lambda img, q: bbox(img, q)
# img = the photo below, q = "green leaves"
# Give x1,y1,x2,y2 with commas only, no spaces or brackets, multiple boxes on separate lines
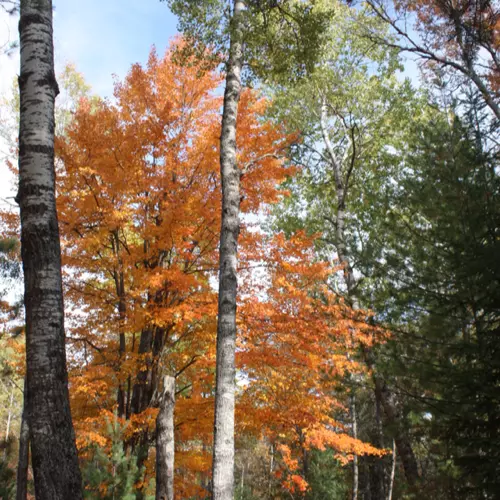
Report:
165,0,334,82
82,420,148,500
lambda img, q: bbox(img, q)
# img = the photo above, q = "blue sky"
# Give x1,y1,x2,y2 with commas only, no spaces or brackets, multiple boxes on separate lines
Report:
53,0,180,98
1,1,422,99
0,0,422,198
0,0,182,200
1,0,181,98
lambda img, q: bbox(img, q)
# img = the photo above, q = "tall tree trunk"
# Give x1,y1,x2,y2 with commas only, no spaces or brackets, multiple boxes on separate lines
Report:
130,326,155,417
116,285,127,418
3,381,15,459
17,1,82,498
111,231,127,419
16,378,29,500
156,376,175,500
211,1,245,499
369,390,386,500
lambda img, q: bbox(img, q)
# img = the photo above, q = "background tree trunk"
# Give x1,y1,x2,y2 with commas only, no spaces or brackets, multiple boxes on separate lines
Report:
351,393,359,500
374,379,419,485
17,1,82,498
156,376,175,500
387,439,396,500
320,99,419,491
16,378,29,500
3,381,15,460
211,1,245,499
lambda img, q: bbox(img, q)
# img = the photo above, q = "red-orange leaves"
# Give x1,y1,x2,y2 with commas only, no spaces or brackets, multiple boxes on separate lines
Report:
56,40,295,496
237,231,384,494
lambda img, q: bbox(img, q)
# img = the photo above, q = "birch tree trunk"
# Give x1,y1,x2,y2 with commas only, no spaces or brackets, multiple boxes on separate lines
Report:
211,1,245,499
16,378,29,500
319,100,419,489
156,376,175,500
351,393,359,500
387,439,396,500
17,1,82,497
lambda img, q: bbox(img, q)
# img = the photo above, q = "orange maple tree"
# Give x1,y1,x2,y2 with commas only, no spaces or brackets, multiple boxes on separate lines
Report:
237,231,386,494
55,42,298,497
1,39,386,497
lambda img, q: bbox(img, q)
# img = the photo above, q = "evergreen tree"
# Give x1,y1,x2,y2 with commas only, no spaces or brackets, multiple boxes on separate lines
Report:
352,105,500,498
82,420,148,500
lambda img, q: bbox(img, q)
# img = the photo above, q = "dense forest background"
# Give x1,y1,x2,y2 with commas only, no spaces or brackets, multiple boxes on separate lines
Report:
0,0,498,498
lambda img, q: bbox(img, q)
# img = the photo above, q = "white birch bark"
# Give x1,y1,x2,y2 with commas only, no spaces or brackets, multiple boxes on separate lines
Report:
17,1,82,497
156,376,175,500
211,1,245,499
387,439,396,500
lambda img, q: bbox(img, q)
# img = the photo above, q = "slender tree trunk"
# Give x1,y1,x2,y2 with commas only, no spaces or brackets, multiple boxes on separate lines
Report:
111,231,128,419
351,392,359,500
211,1,245,499
370,390,386,500
131,326,154,416
387,439,396,500
320,100,419,488
240,462,245,496
268,443,274,496
156,376,175,500
117,288,127,419
3,382,15,459
374,379,419,485
17,1,82,497
16,378,29,500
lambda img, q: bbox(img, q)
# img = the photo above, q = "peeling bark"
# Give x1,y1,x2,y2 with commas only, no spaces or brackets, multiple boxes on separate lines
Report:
17,1,82,497
211,2,245,499
156,376,175,500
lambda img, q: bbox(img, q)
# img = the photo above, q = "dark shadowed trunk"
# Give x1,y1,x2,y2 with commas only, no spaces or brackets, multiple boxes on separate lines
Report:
156,376,175,500
17,1,82,498
368,391,386,500
211,1,245,499
375,380,419,485
16,378,29,500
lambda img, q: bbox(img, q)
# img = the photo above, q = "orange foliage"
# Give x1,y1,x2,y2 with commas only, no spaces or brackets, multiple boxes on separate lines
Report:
1,38,386,497
237,231,385,493
55,40,296,496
